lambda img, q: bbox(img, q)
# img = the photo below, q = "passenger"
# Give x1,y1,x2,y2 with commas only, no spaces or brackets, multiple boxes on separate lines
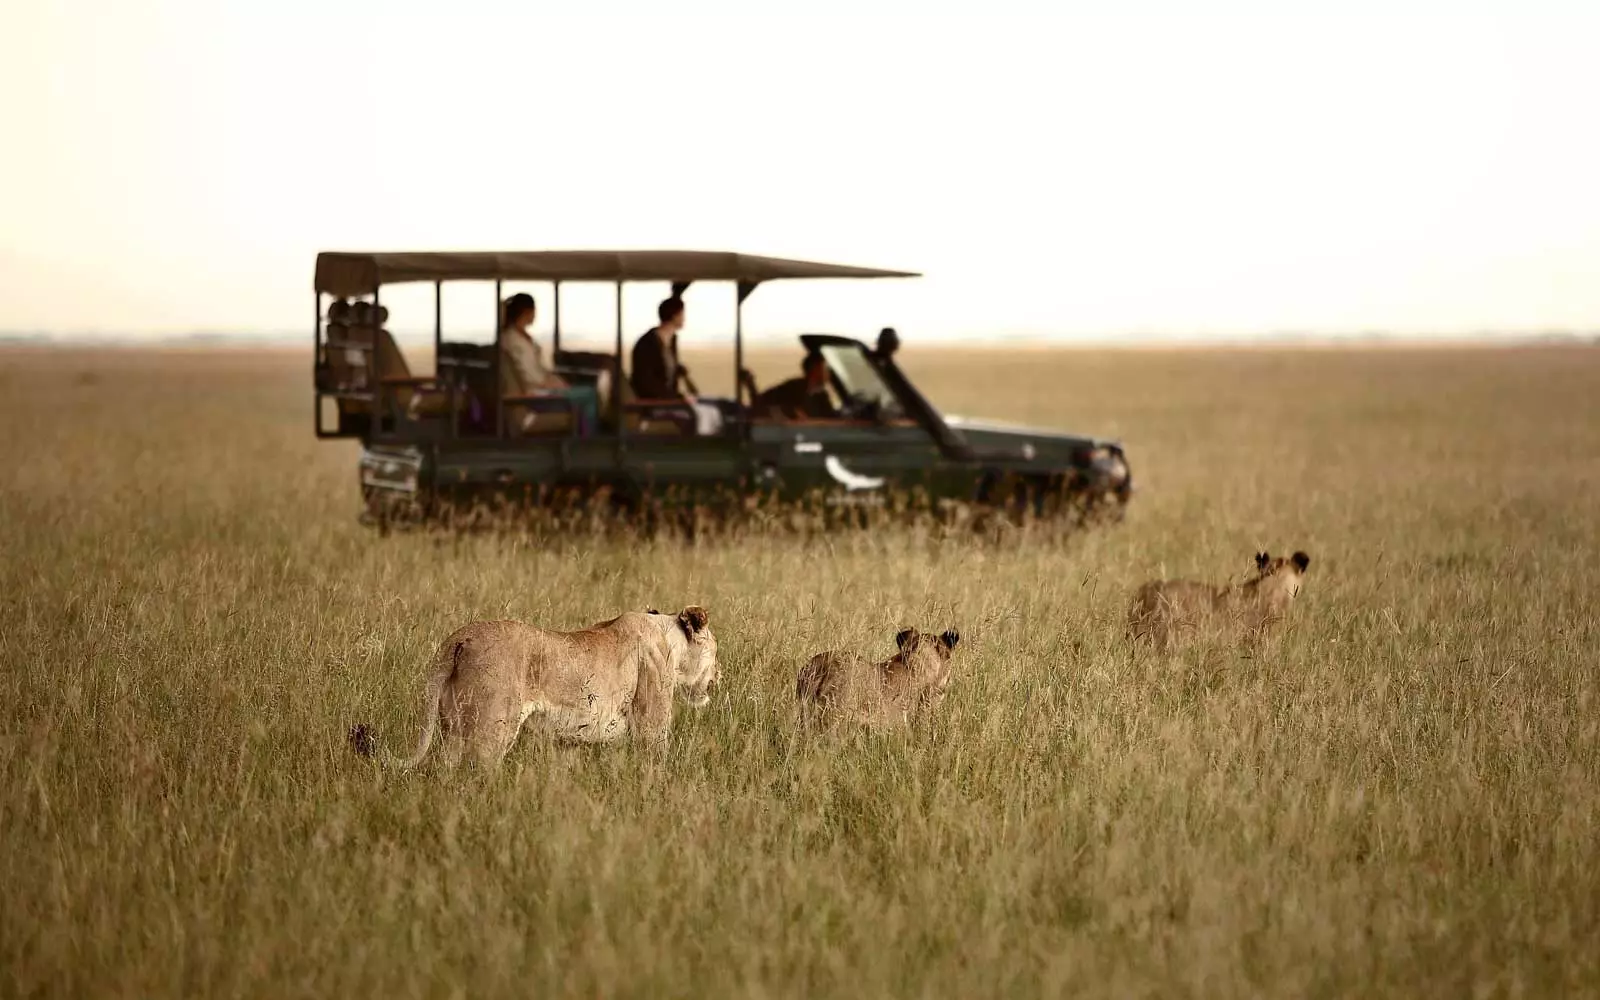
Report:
500,292,565,396
751,351,840,420
629,296,690,400
500,293,600,434
630,296,722,435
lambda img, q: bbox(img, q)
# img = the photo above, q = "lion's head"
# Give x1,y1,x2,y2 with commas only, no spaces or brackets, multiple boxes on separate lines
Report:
1251,550,1311,605
894,627,961,706
669,606,719,708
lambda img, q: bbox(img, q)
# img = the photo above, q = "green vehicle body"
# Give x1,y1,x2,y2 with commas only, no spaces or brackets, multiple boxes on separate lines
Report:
312,251,1132,525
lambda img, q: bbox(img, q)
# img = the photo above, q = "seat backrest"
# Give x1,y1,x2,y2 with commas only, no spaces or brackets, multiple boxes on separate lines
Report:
324,324,410,383
321,324,381,422
373,327,412,381
553,349,615,371
438,341,501,435
321,323,364,390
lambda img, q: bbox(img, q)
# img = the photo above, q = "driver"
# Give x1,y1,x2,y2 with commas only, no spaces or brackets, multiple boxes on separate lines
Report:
748,351,839,420
874,327,900,360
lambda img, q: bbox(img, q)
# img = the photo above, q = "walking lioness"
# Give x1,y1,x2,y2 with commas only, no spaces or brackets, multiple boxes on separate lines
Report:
796,627,961,731
350,607,718,768
1127,550,1311,650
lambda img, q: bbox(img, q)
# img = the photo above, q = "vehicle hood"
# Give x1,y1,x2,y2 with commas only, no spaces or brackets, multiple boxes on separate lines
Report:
942,414,1121,454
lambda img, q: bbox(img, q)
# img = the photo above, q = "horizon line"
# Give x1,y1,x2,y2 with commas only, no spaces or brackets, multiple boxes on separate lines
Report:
3,329,1597,351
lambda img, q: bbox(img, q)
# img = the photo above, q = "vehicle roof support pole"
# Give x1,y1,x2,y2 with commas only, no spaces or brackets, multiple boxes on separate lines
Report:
494,279,503,440
553,280,562,355
440,281,458,442
313,290,322,435
614,280,625,452
370,287,381,433
735,280,757,412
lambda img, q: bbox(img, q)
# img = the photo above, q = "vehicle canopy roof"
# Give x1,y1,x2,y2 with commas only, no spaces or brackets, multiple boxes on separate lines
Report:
315,250,919,297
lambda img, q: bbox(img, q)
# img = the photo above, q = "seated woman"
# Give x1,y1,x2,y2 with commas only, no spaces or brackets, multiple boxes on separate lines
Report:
747,351,840,420
500,292,599,434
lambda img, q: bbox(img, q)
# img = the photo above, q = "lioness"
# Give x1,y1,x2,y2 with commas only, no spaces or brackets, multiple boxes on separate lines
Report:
1126,550,1311,650
350,606,718,768
795,627,961,731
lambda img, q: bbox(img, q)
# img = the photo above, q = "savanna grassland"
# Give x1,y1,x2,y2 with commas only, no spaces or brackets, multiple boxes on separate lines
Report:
2,343,1597,998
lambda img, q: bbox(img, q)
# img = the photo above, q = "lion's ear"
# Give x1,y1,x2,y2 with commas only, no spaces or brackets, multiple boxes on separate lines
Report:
646,608,661,616
1291,551,1310,572
1255,552,1271,571
940,629,961,650
895,628,918,652
679,606,709,634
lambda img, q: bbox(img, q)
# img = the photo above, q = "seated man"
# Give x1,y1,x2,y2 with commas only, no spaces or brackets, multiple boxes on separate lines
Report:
749,351,840,421
629,296,722,435
629,297,686,400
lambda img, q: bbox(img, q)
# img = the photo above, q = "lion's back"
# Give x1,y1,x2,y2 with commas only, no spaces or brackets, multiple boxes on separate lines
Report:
796,651,872,705
1127,580,1220,644
435,619,543,675
438,615,654,688
1129,580,1214,618
580,611,659,647
796,652,839,703
797,651,903,730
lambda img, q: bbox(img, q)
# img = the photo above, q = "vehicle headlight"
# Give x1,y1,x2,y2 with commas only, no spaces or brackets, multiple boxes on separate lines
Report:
1082,446,1129,484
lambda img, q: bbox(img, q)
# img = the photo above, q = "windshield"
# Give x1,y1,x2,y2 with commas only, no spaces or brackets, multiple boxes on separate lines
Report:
817,343,903,418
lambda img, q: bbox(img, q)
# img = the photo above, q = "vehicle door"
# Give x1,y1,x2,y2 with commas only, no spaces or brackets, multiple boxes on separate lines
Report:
752,340,943,505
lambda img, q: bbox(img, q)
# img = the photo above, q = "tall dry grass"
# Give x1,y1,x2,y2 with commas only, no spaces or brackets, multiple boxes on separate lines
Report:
1,344,1597,997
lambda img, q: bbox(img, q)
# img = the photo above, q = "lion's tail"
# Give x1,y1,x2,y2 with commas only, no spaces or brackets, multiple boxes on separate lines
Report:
348,637,467,770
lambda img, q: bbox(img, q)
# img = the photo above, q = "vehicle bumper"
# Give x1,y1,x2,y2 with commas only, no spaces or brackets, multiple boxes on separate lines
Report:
1092,446,1133,498
359,446,424,494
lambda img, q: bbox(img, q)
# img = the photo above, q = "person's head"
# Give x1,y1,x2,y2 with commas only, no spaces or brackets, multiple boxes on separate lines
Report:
504,292,536,332
803,351,828,389
657,297,685,334
876,327,900,358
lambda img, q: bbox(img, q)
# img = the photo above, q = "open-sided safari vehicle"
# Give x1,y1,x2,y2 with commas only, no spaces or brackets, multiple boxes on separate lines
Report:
313,250,1132,528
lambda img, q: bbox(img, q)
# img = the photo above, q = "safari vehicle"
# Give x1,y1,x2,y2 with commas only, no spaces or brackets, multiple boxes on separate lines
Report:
312,250,1132,527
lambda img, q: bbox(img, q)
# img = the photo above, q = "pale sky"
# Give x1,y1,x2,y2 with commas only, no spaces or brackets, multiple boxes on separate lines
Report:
3,0,1598,343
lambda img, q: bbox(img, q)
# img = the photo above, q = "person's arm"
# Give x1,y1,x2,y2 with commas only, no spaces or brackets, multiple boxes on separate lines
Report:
531,340,567,389
501,335,536,396
511,337,564,391
755,379,801,420
738,368,761,404
673,340,698,397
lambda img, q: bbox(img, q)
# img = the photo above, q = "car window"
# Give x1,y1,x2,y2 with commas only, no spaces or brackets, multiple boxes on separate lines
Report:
817,343,902,417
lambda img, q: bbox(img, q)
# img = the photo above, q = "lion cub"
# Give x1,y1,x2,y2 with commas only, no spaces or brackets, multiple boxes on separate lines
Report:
796,628,961,731
1127,550,1311,651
